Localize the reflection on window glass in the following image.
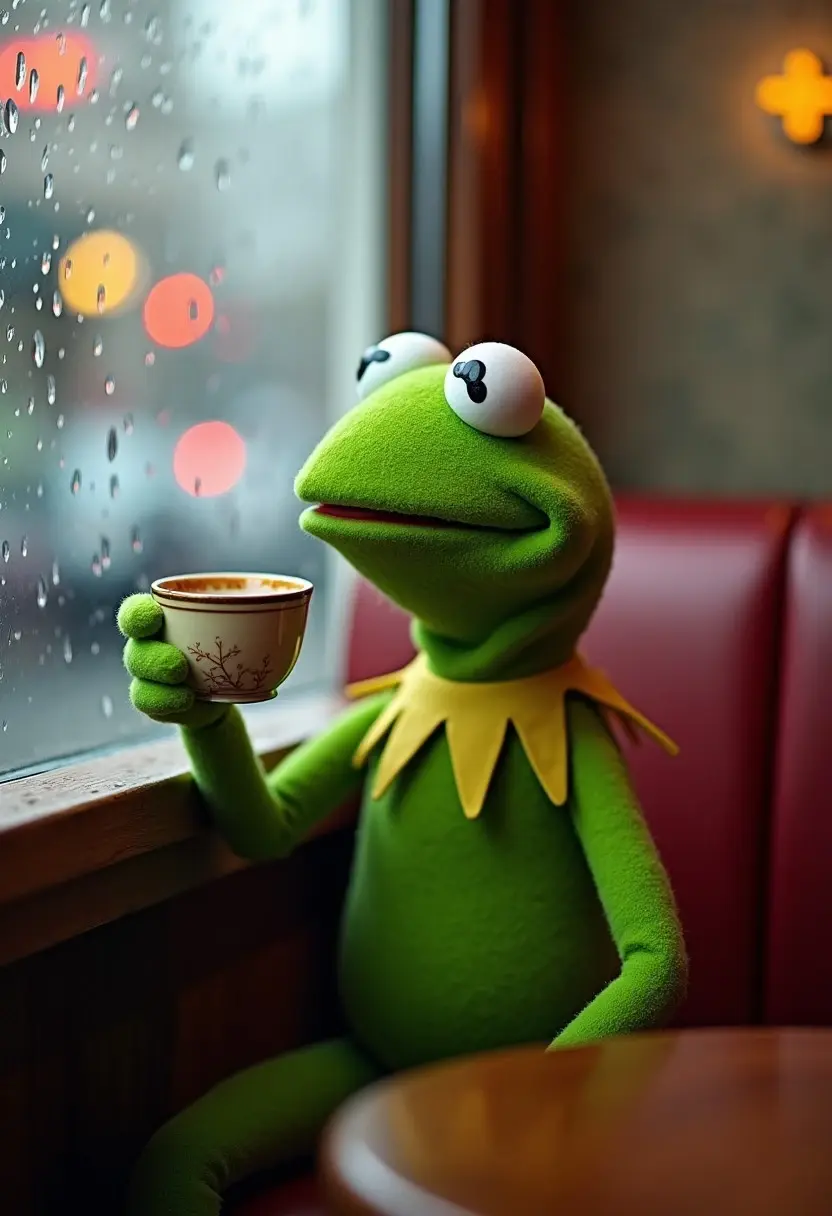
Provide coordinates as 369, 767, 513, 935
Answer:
0, 0, 384, 778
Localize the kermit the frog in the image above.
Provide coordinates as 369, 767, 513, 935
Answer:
119, 333, 687, 1215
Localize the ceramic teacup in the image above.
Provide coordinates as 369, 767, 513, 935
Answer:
150, 573, 314, 703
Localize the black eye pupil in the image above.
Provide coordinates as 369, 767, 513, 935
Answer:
452, 358, 487, 404
357, 346, 391, 382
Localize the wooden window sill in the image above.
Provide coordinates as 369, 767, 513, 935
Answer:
0, 690, 355, 967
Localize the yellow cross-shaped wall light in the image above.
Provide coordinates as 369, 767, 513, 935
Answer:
756, 49, 832, 144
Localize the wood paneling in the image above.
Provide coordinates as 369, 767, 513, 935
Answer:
0, 828, 354, 1216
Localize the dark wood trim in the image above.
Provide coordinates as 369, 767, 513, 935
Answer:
386, 0, 414, 332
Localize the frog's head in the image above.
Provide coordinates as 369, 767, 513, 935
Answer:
295, 333, 615, 679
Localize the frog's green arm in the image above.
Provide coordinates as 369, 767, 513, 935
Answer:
180, 692, 390, 862
552, 699, 688, 1048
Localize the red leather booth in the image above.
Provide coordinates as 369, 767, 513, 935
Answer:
235, 497, 832, 1215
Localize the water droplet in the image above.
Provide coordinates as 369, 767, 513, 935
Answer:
144, 350, 155, 366
63, 258, 72, 280
130, 526, 143, 553
56, 83, 65, 112
32, 330, 45, 368
101, 694, 114, 718
0, 150, 4, 175
70, 468, 81, 494
46, 374, 56, 404
51, 558, 60, 585
63, 633, 72, 663
123, 413, 134, 434
80, 2, 90, 26
194, 476, 202, 496
104, 374, 115, 396
52, 290, 62, 317
96, 283, 106, 313
29, 68, 39, 105
36, 576, 47, 608
177, 139, 194, 171
26, 395, 34, 414
93, 334, 103, 357
109, 65, 122, 95
56, 413, 64, 428
20, 535, 28, 557
215, 158, 231, 191
85, 206, 95, 224
209, 265, 225, 287
100, 0, 111, 21
125, 104, 139, 131
41, 251, 52, 274
14, 50, 25, 90
107, 427, 117, 460
5, 98, 19, 134
109, 473, 119, 497
1, 540, 8, 562
151, 88, 164, 108
43, 173, 54, 200
56, 32, 66, 55
91, 553, 102, 576
101, 535, 111, 569
77, 57, 88, 95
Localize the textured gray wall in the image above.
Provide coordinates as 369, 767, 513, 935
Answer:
558, 0, 832, 496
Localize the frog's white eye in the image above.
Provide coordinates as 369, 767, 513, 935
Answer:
443, 342, 545, 437
356, 331, 452, 401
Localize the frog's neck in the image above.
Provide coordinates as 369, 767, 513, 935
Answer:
412, 598, 584, 683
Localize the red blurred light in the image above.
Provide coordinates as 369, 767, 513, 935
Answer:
173, 421, 246, 498
0, 34, 97, 111
143, 273, 215, 349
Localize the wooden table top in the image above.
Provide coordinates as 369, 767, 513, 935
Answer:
321, 1028, 832, 1216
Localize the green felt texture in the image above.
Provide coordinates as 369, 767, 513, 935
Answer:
123, 354, 687, 1214
296, 364, 615, 680
119, 594, 228, 729
125, 1038, 379, 1216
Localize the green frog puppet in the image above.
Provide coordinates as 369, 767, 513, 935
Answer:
118, 333, 687, 1214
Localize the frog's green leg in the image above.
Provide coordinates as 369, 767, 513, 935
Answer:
125, 1037, 380, 1216
552, 699, 689, 1048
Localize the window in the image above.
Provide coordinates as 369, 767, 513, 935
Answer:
0, 0, 386, 779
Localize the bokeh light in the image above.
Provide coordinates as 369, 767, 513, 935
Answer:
0, 34, 97, 111
173, 421, 246, 498
58, 230, 141, 317
143, 273, 215, 349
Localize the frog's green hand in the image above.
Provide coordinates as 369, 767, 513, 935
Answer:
118, 593, 228, 730
551, 700, 689, 1048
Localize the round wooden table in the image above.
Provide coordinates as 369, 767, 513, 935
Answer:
321, 1029, 832, 1215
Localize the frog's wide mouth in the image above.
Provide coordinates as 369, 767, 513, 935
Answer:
309, 503, 536, 534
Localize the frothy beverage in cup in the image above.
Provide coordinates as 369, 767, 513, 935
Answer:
150, 573, 313, 703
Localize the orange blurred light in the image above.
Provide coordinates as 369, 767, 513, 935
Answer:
143, 274, 215, 349
58, 230, 142, 317
756, 49, 832, 144
173, 421, 246, 498
0, 34, 97, 111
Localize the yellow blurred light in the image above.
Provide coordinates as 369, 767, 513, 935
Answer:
756, 49, 832, 145
58, 230, 140, 317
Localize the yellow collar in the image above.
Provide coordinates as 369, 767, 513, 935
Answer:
346, 653, 677, 820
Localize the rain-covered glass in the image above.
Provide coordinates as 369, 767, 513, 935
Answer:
0, 0, 385, 777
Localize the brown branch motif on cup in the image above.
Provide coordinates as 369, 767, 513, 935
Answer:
187, 637, 272, 691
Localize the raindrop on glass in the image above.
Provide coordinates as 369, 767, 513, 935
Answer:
77, 57, 88, 95
43, 173, 54, 200
51, 559, 60, 585
56, 83, 65, 112
41, 251, 52, 273
14, 50, 25, 90
46, 374, 56, 404
177, 139, 195, 171
28, 69, 39, 105
96, 283, 106, 313
100, 0, 111, 21
104, 374, 115, 396
109, 473, 119, 498
32, 330, 45, 368
20, 535, 28, 557
101, 536, 111, 569
101, 694, 114, 718
130, 526, 143, 553
123, 413, 134, 434
215, 158, 231, 191
52, 290, 62, 317
91, 553, 102, 577
85, 206, 95, 224
41, 146, 49, 172
36, 576, 47, 608
93, 334, 103, 357
1, 540, 8, 563
125, 104, 139, 131
56, 32, 66, 55
70, 468, 81, 494
106, 426, 117, 460
80, 3, 90, 26
63, 258, 72, 280
5, 98, 19, 134
63, 634, 72, 663
145, 350, 155, 366
26, 395, 34, 414
0, 150, 5, 175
